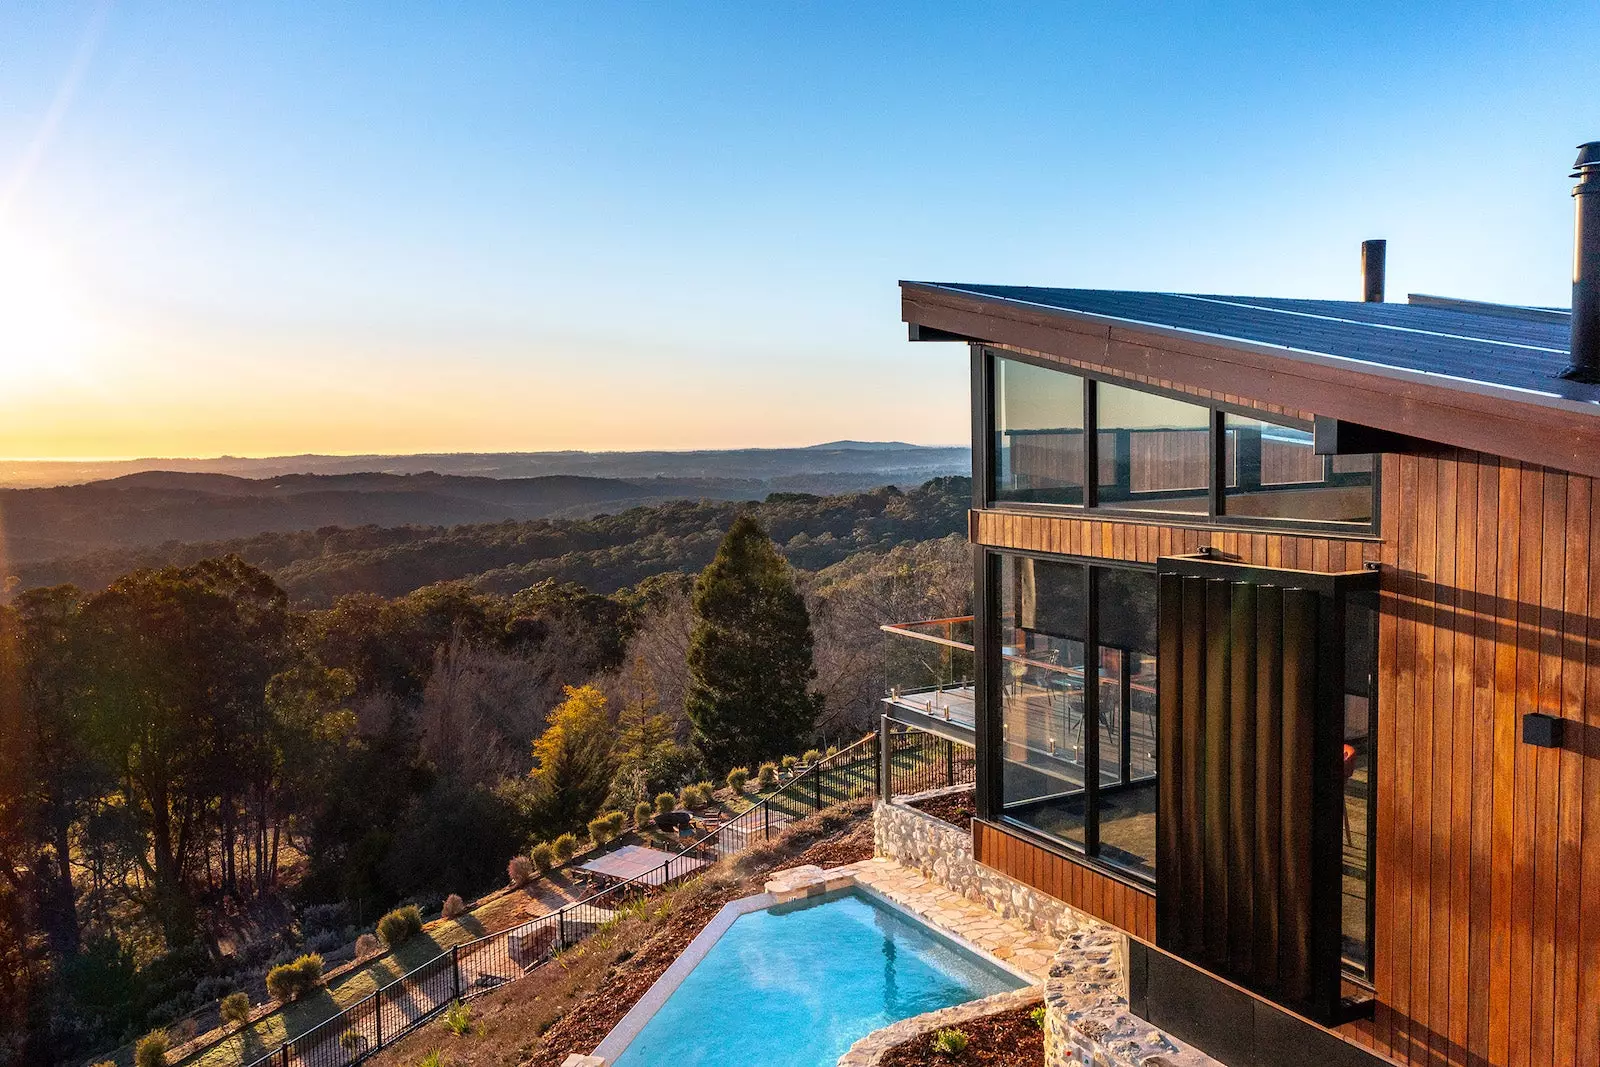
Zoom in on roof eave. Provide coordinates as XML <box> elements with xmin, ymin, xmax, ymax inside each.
<box><xmin>901</xmin><ymin>280</ymin><xmax>1600</xmax><ymax>481</ymax></box>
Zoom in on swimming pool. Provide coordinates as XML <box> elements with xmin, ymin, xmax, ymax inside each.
<box><xmin>602</xmin><ymin>886</ymin><xmax>1027</xmax><ymax>1067</ymax></box>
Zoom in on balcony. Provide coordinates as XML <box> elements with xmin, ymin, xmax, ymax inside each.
<box><xmin>880</xmin><ymin>615</ymin><xmax>975</xmax><ymax>745</ymax></box>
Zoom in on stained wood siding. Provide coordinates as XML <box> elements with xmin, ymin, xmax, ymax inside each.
<box><xmin>973</xmin><ymin>819</ymin><xmax>1157</xmax><ymax>942</ymax></box>
<box><xmin>1364</xmin><ymin>451</ymin><xmax>1600</xmax><ymax>1067</ymax></box>
<box><xmin>973</xmin><ymin>449</ymin><xmax>1600</xmax><ymax>1067</ymax></box>
<box><xmin>970</xmin><ymin>509</ymin><xmax>1382</xmax><ymax>572</ymax></box>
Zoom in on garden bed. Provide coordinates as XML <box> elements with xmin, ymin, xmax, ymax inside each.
<box><xmin>876</xmin><ymin>1005</ymin><xmax>1045</xmax><ymax>1067</ymax></box>
<box><xmin>907</xmin><ymin>787</ymin><xmax>975</xmax><ymax>832</ymax></box>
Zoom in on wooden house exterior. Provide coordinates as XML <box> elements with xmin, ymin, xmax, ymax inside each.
<box><xmin>898</xmin><ymin>257</ymin><xmax>1600</xmax><ymax>1067</ymax></box>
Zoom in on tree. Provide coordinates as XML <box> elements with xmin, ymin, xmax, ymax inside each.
<box><xmin>684</xmin><ymin>514</ymin><xmax>822</xmax><ymax>771</ymax></box>
<box><xmin>527</xmin><ymin>685</ymin><xmax>615</xmax><ymax>835</ymax></box>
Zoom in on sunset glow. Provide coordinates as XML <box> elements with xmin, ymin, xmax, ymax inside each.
<box><xmin>0</xmin><ymin>236</ymin><xmax>96</xmax><ymax>395</ymax></box>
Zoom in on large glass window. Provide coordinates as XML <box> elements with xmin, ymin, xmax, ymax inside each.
<box><xmin>993</xmin><ymin>356</ymin><xmax>1084</xmax><ymax>505</ymax></box>
<box><xmin>984</xmin><ymin>349</ymin><xmax>1378</xmax><ymax>530</ymax></box>
<box><xmin>1341</xmin><ymin>591</ymin><xmax>1378</xmax><ymax>979</ymax></box>
<box><xmin>1095</xmin><ymin>382</ymin><xmax>1211</xmax><ymax>514</ymax></box>
<box><xmin>1223</xmin><ymin>414</ymin><xmax>1374</xmax><ymax>524</ymax></box>
<box><xmin>996</xmin><ymin>553</ymin><xmax>1158</xmax><ymax>880</ymax></box>
<box><xmin>1091</xmin><ymin>567</ymin><xmax>1159</xmax><ymax>879</ymax></box>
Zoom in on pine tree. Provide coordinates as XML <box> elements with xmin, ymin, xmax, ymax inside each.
<box><xmin>685</xmin><ymin>514</ymin><xmax>822</xmax><ymax>771</ymax></box>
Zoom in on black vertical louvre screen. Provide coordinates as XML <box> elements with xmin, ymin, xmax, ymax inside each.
<box><xmin>1154</xmin><ymin>555</ymin><xmax>1373</xmax><ymax>1024</ymax></box>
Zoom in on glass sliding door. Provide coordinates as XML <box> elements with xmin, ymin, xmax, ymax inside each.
<box><xmin>991</xmin><ymin>551</ymin><xmax>1159</xmax><ymax>882</ymax></box>
<box><xmin>1092</xmin><ymin>567</ymin><xmax>1159</xmax><ymax>879</ymax></box>
<box><xmin>998</xmin><ymin>555</ymin><xmax>1087</xmax><ymax>844</ymax></box>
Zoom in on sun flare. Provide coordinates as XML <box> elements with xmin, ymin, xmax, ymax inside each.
<box><xmin>0</xmin><ymin>236</ymin><xmax>96</xmax><ymax>393</ymax></box>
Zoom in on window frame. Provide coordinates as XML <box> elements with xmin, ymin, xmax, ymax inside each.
<box><xmin>983</xmin><ymin>547</ymin><xmax>1161</xmax><ymax>888</ymax></box>
<box><xmin>977</xmin><ymin>345</ymin><xmax>1381</xmax><ymax>536</ymax></box>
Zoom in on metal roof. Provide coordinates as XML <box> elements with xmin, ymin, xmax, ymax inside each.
<box><xmin>914</xmin><ymin>283</ymin><xmax>1596</xmax><ymax>406</ymax></box>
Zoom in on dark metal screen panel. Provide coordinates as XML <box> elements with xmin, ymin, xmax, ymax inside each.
<box><xmin>1154</xmin><ymin>555</ymin><xmax>1374</xmax><ymax>1024</ymax></box>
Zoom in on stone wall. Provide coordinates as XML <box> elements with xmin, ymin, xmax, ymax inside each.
<box><xmin>1042</xmin><ymin>929</ymin><xmax>1219</xmax><ymax>1067</ymax></box>
<box><xmin>874</xmin><ymin>800</ymin><xmax>1219</xmax><ymax>1067</ymax></box>
<box><xmin>873</xmin><ymin>797</ymin><xmax>1097</xmax><ymax>941</ymax></box>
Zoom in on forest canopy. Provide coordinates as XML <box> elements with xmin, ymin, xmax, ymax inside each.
<box><xmin>0</xmin><ymin>480</ymin><xmax>971</xmax><ymax>1065</ymax></box>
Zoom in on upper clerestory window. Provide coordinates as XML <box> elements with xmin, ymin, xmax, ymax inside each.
<box><xmin>993</xmin><ymin>355</ymin><xmax>1085</xmax><ymax>505</ymax></box>
<box><xmin>984</xmin><ymin>349</ymin><xmax>1375</xmax><ymax>531</ymax></box>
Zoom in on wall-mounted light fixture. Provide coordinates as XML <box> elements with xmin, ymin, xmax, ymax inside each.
<box><xmin>1522</xmin><ymin>712</ymin><xmax>1565</xmax><ymax>749</ymax></box>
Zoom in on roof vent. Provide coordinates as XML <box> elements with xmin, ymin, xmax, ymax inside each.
<box><xmin>1560</xmin><ymin>141</ymin><xmax>1600</xmax><ymax>382</ymax></box>
<box><xmin>1361</xmin><ymin>239</ymin><xmax>1386</xmax><ymax>302</ymax></box>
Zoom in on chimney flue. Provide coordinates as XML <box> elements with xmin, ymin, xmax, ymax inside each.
<box><xmin>1562</xmin><ymin>142</ymin><xmax>1600</xmax><ymax>382</ymax></box>
<box><xmin>1361</xmin><ymin>239</ymin><xmax>1386</xmax><ymax>302</ymax></box>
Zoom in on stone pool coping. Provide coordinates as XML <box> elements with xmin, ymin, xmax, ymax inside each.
<box><xmin>574</xmin><ymin>861</ymin><xmax>1045</xmax><ymax>1066</ymax></box>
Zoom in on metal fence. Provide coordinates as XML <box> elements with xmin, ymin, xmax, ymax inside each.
<box><xmin>882</xmin><ymin>720</ymin><xmax>975</xmax><ymax>800</ymax></box>
<box><xmin>242</xmin><ymin>735</ymin><xmax>882</xmax><ymax>1067</ymax></box>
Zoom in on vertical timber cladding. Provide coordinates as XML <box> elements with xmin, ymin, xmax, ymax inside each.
<box><xmin>1155</xmin><ymin>555</ymin><xmax>1376</xmax><ymax>1024</ymax></box>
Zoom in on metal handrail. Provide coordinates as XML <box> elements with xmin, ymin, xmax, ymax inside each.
<box><xmin>240</xmin><ymin>734</ymin><xmax>882</xmax><ymax>1067</ymax></box>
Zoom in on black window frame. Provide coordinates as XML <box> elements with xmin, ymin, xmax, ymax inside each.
<box><xmin>975</xmin><ymin>345</ymin><xmax>1380</xmax><ymax>536</ymax></box>
<box><xmin>980</xmin><ymin>546</ymin><xmax>1161</xmax><ymax>889</ymax></box>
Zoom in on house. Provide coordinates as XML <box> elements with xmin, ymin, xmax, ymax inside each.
<box><xmin>883</xmin><ymin>141</ymin><xmax>1600</xmax><ymax>1067</ymax></box>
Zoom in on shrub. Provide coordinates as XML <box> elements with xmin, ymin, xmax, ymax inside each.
<box><xmin>634</xmin><ymin>800</ymin><xmax>655</xmax><ymax>827</ymax></box>
<box><xmin>376</xmin><ymin>906</ymin><xmax>423</xmax><ymax>948</ymax></box>
<box><xmin>419</xmin><ymin>1050</ymin><xmax>444</xmax><ymax>1067</ymax></box>
<box><xmin>781</xmin><ymin>754</ymin><xmax>798</xmax><ymax>772</ymax></box>
<box><xmin>588</xmin><ymin>814</ymin><xmax>617</xmax><ymax>846</ymax></box>
<box><xmin>265</xmin><ymin>954</ymin><xmax>324</xmax><ymax>1003</ymax></box>
<box><xmin>219</xmin><ymin>991</ymin><xmax>250</xmax><ymax>1030</ymax></box>
<box><xmin>301</xmin><ymin>902</ymin><xmax>348</xmax><ymax>934</ymax></box>
<box><xmin>930</xmin><ymin>1028</ymin><xmax>969</xmax><ymax>1055</ymax></box>
<box><xmin>339</xmin><ymin>1029</ymin><xmax>367</xmax><ymax>1052</ymax></box>
<box><xmin>756</xmin><ymin>762</ymin><xmax>779</xmax><ymax>792</ymax></box>
<box><xmin>134</xmin><ymin>1031</ymin><xmax>169</xmax><ymax>1067</ymax></box>
<box><xmin>530</xmin><ymin>841</ymin><xmax>556</xmax><ymax>872</ymax></box>
<box><xmin>696</xmin><ymin>779</ymin><xmax>714</xmax><ymax>798</ymax></box>
<box><xmin>726</xmin><ymin>766</ymin><xmax>750</xmax><ymax>793</ymax></box>
<box><xmin>826</xmin><ymin>744</ymin><xmax>839</xmax><ymax>758</ymax></box>
<box><xmin>802</xmin><ymin>748</ymin><xmax>822</xmax><ymax>764</ymax></box>
<box><xmin>1030</xmin><ymin>1004</ymin><xmax>1047</xmax><ymax>1029</ymax></box>
<box><xmin>442</xmin><ymin>893</ymin><xmax>466</xmax><ymax>919</ymax></box>
<box><xmin>508</xmin><ymin>854</ymin><xmax>533</xmax><ymax>887</ymax></box>
<box><xmin>654</xmin><ymin>791</ymin><xmax>677</xmax><ymax>816</ymax></box>
<box><xmin>552</xmin><ymin>832</ymin><xmax>579</xmax><ymax>862</ymax></box>
<box><xmin>677</xmin><ymin>784</ymin><xmax>698</xmax><ymax>809</ymax></box>
<box><xmin>355</xmin><ymin>933</ymin><xmax>382</xmax><ymax>958</ymax></box>
<box><xmin>443</xmin><ymin>999</ymin><xmax>472</xmax><ymax>1036</ymax></box>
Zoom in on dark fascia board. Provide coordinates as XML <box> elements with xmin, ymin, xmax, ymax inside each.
<box><xmin>1311</xmin><ymin>415</ymin><xmax>1445</xmax><ymax>456</ymax></box>
<box><xmin>901</xmin><ymin>280</ymin><xmax>1600</xmax><ymax>480</ymax></box>
<box><xmin>908</xmin><ymin>322</ymin><xmax>980</xmax><ymax>343</ymax></box>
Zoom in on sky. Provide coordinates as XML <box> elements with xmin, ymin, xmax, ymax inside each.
<box><xmin>0</xmin><ymin>2</ymin><xmax>1597</xmax><ymax>460</ymax></box>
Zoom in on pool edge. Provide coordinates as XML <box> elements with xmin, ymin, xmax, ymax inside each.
<box><xmin>845</xmin><ymin>879</ymin><xmax>1039</xmax><ymax>987</ymax></box>
<box><xmin>590</xmin><ymin>890</ymin><xmax>778</xmax><ymax>1063</ymax></box>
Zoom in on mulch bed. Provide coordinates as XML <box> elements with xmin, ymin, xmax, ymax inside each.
<box><xmin>908</xmin><ymin>787</ymin><xmax>976</xmax><ymax>831</ymax></box>
<box><xmin>877</xmin><ymin>1005</ymin><xmax>1045</xmax><ymax>1067</ymax></box>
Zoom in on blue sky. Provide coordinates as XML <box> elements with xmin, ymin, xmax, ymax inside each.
<box><xmin>0</xmin><ymin>2</ymin><xmax>1596</xmax><ymax>458</ymax></box>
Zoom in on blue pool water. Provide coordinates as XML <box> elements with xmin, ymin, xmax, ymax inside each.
<box><xmin>609</xmin><ymin>887</ymin><xmax>1026</xmax><ymax>1067</ymax></box>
